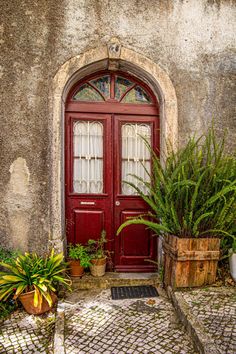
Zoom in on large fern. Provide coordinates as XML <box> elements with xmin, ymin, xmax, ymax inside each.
<box><xmin>117</xmin><ymin>128</ymin><xmax>236</xmax><ymax>239</ymax></box>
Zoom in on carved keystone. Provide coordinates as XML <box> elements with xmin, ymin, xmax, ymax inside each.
<box><xmin>107</xmin><ymin>37</ymin><xmax>121</xmax><ymax>70</ymax></box>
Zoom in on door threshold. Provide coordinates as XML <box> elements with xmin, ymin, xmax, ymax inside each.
<box><xmin>71</xmin><ymin>272</ymin><xmax>160</xmax><ymax>290</ymax></box>
<box><xmin>110</xmin><ymin>272</ymin><xmax>158</xmax><ymax>279</ymax></box>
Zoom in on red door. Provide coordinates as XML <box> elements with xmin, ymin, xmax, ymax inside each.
<box><xmin>65</xmin><ymin>72</ymin><xmax>159</xmax><ymax>272</ymax></box>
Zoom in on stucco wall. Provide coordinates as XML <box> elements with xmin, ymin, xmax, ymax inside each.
<box><xmin>0</xmin><ymin>0</ymin><xmax>235</xmax><ymax>252</ymax></box>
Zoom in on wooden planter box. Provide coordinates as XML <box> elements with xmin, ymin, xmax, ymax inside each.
<box><xmin>163</xmin><ymin>235</ymin><xmax>220</xmax><ymax>288</ymax></box>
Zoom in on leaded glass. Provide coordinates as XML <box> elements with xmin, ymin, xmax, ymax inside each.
<box><xmin>73</xmin><ymin>121</ymin><xmax>103</xmax><ymax>194</ymax></box>
<box><xmin>73</xmin><ymin>84</ymin><xmax>104</xmax><ymax>101</ymax></box>
<box><xmin>115</xmin><ymin>76</ymin><xmax>134</xmax><ymax>100</ymax></box>
<box><xmin>121</xmin><ymin>86</ymin><xmax>152</xmax><ymax>104</ymax></box>
<box><xmin>90</xmin><ymin>76</ymin><xmax>110</xmax><ymax>99</ymax></box>
<box><xmin>121</xmin><ymin>123</ymin><xmax>151</xmax><ymax>195</ymax></box>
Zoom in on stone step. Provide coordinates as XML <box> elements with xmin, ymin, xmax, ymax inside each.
<box><xmin>71</xmin><ymin>272</ymin><xmax>160</xmax><ymax>290</ymax></box>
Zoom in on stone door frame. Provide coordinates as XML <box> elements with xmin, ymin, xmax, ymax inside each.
<box><xmin>48</xmin><ymin>41</ymin><xmax>178</xmax><ymax>253</ymax></box>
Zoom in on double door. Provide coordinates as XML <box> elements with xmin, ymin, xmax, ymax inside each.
<box><xmin>65</xmin><ymin>112</ymin><xmax>159</xmax><ymax>271</ymax></box>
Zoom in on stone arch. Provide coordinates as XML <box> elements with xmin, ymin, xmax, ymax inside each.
<box><xmin>48</xmin><ymin>43</ymin><xmax>178</xmax><ymax>252</ymax></box>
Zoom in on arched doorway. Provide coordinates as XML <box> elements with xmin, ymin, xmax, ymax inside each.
<box><xmin>65</xmin><ymin>71</ymin><xmax>159</xmax><ymax>272</ymax></box>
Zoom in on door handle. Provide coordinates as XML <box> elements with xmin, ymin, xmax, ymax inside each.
<box><xmin>115</xmin><ymin>201</ymin><xmax>120</xmax><ymax>206</ymax></box>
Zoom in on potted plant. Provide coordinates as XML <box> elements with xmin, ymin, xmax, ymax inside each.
<box><xmin>67</xmin><ymin>243</ymin><xmax>91</xmax><ymax>277</ymax></box>
<box><xmin>117</xmin><ymin>129</ymin><xmax>236</xmax><ymax>288</ymax></box>
<box><xmin>228</xmin><ymin>235</ymin><xmax>236</xmax><ymax>282</ymax></box>
<box><xmin>87</xmin><ymin>230</ymin><xmax>107</xmax><ymax>277</ymax></box>
<box><xmin>0</xmin><ymin>250</ymin><xmax>71</xmax><ymax>314</ymax></box>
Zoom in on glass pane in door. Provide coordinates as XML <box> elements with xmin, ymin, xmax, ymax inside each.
<box><xmin>73</xmin><ymin>121</ymin><xmax>103</xmax><ymax>194</ymax></box>
<box><xmin>121</xmin><ymin>123</ymin><xmax>151</xmax><ymax>195</ymax></box>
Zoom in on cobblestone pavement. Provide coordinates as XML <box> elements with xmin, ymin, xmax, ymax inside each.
<box><xmin>0</xmin><ymin>309</ymin><xmax>55</xmax><ymax>353</ymax></box>
<box><xmin>64</xmin><ymin>288</ymin><xmax>197</xmax><ymax>354</ymax></box>
<box><xmin>180</xmin><ymin>287</ymin><xmax>236</xmax><ymax>354</ymax></box>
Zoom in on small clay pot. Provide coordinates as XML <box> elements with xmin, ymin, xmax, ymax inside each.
<box><xmin>68</xmin><ymin>259</ymin><xmax>84</xmax><ymax>277</ymax></box>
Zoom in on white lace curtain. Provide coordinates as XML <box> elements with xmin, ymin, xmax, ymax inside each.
<box><xmin>73</xmin><ymin>121</ymin><xmax>103</xmax><ymax>194</ymax></box>
<box><xmin>121</xmin><ymin>123</ymin><xmax>151</xmax><ymax>195</ymax></box>
<box><xmin>73</xmin><ymin>121</ymin><xmax>151</xmax><ymax>195</ymax></box>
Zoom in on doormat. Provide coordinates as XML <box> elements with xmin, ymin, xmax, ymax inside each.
<box><xmin>111</xmin><ymin>285</ymin><xmax>158</xmax><ymax>300</ymax></box>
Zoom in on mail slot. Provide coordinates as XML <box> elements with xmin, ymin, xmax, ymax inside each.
<box><xmin>80</xmin><ymin>201</ymin><xmax>96</xmax><ymax>205</ymax></box>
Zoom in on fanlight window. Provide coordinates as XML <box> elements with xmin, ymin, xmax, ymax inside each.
<box><xmin>90</xmin><ymin>76</ymin><xmax>110</xmax><ymax>99</ymax></box>
<box><xmin>72</xmin><ymin>74</ymin><xmax>153</xmax><ymax>104</ymax></box>
<box><xmin>73</xmin><ymin>84</ymin><xmax>104</xmax><ymax>101</ymax></box>
<box><xmin>115</xmin><ymin>76</ymin><xmax>133</xmax><ymax>100</ymax></box>
<box><xmin>121</xmin><ymin>86</ymin><xmax>151</xmax><ymax>104</ymax></box>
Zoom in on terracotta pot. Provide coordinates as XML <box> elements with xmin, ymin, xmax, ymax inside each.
<box><xmin>90</xmin><ymin>257</ymin><xmax>106</xmax><ymax>277</ymax></box>
<box><xmin>19</xmin><ymin>291</ymin><xmax>57</xmax><ymax>315</ymax></box>
<box><xmin>68</xmin><ymin>259</ymin><xmax>84</xmax><ymax>277</ymax></box>
<box><xmin>163</xmin><ymin>235</ymin><xmax>220</xmax><ymax>288</ymax></box>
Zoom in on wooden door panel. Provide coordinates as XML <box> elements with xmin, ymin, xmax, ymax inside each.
<box><xmin>66</xmin><ymin>197</ymin><xmax>112</xmax><ymax>244</ymax></box>
<box><xmin>114</xmin><ymin>203</ymin><xmax>157</xmax><ymax>271</ymax></box>
<box><xmin>73</xmin><ymin>209</ymin><xmax>105</xmax><ymax>244</ymax></box>
<box><xmin>65</xmin><ymin>113</ymin><xmax>113</xmax><ymax>248</ymax></box>
<box><xmin>119</xmin><ymin>211</ymin><xmax>152</xmax><ymax>257</ymax></box>
<box><xmin>114</xmin><ymin>115</ymin><xmax>159</xmax><ymax>271</ymax></box>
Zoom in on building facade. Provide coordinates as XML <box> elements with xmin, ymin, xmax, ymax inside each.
<box><xmin>0</xmin><ymin>0</ymin><xmax>235</xmax><ymax>270</ymax></box>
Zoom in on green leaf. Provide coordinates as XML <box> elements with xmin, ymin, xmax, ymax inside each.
<box><xmin>14</xmin><ymin>284</ymin><xmax>27</xmax><ymax>297</ymax></box>
<box><xmin>2</xmin><ymin>275</ymin><xmax>23</xmax><ymax>282</ymax></box>
<box><xmin>117</xmin><ymin>218</ymin><xmax>170</xmax><ymax>236</ymax></box>
<box><xmin>192</xmin><ymin>212</ymin><xmax>214</xmax><ymax>236</ymax></box>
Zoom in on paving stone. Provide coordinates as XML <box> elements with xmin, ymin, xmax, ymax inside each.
<box><xmin>2</xmin><ymin>286</ymin><xmax>234</xmax><ymax>353</ymax></box>
<box><xmin>63</xmin><ymin>289</ymin><xmax>196</xmax><ymax>354</ymax></box>
<box><xmin>0</xmin><ymin>309</ymin><xmax>56</xmax><ymax>354</ymax></box>
<box><xmin>180</xmin><ymin>287</ymin><xmax>236</xmax><ymax>354</ymax></box>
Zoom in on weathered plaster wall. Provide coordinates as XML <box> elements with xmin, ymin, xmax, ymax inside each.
<box><xmin>0</xmin><ymin>0</ymin><xmax>235</xmax><ymax>252</ymax></box>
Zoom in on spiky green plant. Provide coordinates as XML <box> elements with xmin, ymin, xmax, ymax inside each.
<box><xmin>0</xmin><ymin>250</ymin><xmax>71</xmax><ymax>309</ymax></box>
<box><xmin>117</xmin><ymin>129</ymin><xmax>236</xmax><ymax>239</ymax></box>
